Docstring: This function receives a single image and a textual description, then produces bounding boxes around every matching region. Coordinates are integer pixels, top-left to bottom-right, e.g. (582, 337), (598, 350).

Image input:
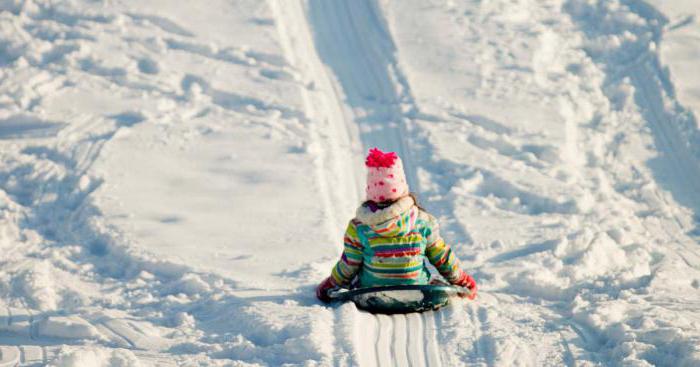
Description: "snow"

(36, 316), (101, 340)
(48, 348), (141, 367)
(0, 0), (699, 366)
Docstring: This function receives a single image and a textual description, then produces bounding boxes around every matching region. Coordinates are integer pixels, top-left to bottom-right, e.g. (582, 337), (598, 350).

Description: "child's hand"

(454, 272), (477, 300)
(316, 277), (337, 303)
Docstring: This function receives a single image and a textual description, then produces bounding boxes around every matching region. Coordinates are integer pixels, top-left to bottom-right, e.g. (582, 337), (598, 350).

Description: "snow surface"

(0, 0), (699, 366)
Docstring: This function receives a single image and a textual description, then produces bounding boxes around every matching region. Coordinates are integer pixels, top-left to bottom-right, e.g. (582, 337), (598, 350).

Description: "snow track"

(271, 0), (447, 365)
(629, 57), (700, 267)
(305, 0), (420, 191)
(304, 2), (446, 363)
(351, 310), (442, 367)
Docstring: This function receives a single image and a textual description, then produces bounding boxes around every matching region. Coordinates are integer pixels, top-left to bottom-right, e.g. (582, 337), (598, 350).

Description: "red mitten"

(454, 271), (477, 300)
(316, 276), (337, 303)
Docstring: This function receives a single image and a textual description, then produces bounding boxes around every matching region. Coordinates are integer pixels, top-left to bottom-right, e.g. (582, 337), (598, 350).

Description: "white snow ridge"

(1, 0), (699, 366)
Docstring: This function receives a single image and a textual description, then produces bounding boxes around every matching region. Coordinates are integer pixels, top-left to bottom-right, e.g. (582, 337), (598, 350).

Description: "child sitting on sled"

(316, 148), (477, 302)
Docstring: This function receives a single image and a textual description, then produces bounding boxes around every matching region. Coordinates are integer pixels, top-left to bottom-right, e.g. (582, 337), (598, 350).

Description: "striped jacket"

(330, 196), (466, 287)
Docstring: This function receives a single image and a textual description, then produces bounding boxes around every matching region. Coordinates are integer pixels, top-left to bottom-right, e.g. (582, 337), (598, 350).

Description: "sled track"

(353, 310), (442, 367)
(304, 0), (445, 365)
(306, 0), (420, 190)
(271, 0), (445, 365)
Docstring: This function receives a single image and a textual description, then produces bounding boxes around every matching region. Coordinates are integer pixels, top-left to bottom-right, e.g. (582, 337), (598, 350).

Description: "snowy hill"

(0, 0), (699, 366)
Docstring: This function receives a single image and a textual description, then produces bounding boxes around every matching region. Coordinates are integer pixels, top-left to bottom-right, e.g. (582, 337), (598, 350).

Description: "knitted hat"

(365, 148), (409, 202)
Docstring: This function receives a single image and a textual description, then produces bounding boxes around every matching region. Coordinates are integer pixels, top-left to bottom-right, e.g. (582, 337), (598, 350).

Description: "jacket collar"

(355, 196), (414, 225)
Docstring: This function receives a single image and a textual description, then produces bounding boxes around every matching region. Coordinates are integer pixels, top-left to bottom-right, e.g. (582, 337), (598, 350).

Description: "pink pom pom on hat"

(365, 147), (409, 202)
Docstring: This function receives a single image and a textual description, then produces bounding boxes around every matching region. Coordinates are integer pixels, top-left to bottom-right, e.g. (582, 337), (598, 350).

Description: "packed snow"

(0, 0), (699, 366)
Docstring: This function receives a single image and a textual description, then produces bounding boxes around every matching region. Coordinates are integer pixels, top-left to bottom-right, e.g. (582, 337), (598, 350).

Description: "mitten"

(316, 276), (337, 303)
(454, 271), (477, 300)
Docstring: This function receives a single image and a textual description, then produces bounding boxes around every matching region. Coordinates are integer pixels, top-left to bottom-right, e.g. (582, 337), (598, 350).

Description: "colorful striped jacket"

(330, 196), (466, 287)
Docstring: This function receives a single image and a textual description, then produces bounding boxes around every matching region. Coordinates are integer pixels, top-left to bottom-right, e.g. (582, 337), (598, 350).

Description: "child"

(316, 148), (477, 302)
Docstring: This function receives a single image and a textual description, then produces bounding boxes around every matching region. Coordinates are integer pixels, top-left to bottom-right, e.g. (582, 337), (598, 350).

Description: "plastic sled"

(327, 284), (472, 314)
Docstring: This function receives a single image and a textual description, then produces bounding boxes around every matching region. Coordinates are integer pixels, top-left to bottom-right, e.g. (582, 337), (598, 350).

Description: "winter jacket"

(330, 196), (466, 287)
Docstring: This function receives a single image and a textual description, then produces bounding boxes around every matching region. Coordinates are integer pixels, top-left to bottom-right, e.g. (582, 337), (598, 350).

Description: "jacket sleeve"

(423, 213), (466, 283)
(330, 220), (364, 286)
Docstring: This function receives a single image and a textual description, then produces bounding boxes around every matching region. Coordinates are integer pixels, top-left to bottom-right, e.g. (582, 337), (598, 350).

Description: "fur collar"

(355, 196), (414, 225)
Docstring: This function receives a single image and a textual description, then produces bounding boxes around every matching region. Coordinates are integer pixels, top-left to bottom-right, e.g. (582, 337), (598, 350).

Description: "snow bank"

(648, 0), (700, 165)
(36, 316), (101, 340)
(48, 347), (142, 367)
